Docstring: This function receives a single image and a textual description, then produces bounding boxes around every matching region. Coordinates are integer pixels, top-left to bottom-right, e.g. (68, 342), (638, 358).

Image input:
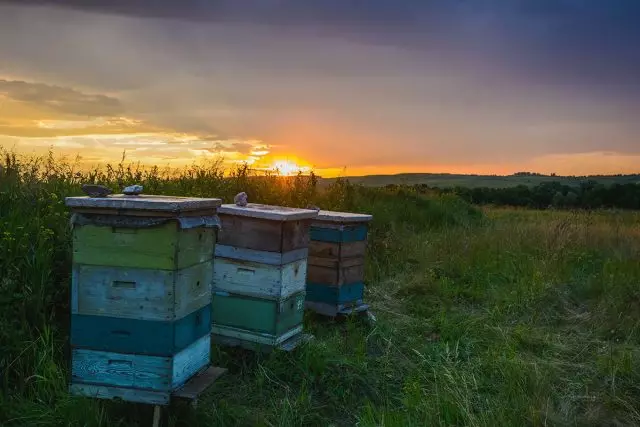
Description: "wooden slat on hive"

(211, 291), (305, 336)
(73, 223), (215, 270)
(217, 215), (312, 253)
(213, 258), (306, 299)
(306, 263), (365, 286)
(309, 224), (368, 243)
(69, 383), (170, 405)
(308, 240), (366, 260)
(65, 195), (222, 213)
(214, 245), (308, 266)
(172, 366), (227, 400)
(71, 305), (211, 355)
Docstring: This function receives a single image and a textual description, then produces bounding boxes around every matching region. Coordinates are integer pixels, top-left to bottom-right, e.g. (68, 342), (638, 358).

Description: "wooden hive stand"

(65, 194), (228, 426)
(212, 203), (318, 352)
(305, 210), (375, 323)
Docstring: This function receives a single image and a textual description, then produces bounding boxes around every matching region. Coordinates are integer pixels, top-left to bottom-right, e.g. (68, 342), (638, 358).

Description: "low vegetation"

(1, 150), (639, 426)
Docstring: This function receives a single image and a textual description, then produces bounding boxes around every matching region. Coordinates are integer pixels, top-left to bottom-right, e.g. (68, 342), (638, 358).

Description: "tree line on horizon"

(398, 181), (640, 210)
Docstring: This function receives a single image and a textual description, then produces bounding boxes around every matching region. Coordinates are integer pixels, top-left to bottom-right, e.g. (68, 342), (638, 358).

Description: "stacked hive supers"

(305, 210), (373, 316)
(212, 203), (318, 351)
(65, 195), (222, 405)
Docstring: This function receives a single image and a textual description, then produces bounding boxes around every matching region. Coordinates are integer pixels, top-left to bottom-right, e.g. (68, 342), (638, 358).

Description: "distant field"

(321, 173), (640, 189)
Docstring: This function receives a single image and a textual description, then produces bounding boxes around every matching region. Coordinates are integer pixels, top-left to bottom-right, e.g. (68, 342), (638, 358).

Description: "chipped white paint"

(213, 258), (306, 299)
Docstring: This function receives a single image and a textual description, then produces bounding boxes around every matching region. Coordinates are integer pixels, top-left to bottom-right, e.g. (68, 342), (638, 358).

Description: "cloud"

(0, 79), (124, 117)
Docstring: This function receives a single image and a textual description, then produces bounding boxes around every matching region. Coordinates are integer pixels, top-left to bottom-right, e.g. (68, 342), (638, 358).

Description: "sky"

(0, 0), (639, 177)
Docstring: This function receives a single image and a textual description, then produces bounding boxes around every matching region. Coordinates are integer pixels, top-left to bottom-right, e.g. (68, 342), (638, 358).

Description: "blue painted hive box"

(306, 210), (373, 316)
(212, 203), (318, 351)
(65, 194), (222, 405)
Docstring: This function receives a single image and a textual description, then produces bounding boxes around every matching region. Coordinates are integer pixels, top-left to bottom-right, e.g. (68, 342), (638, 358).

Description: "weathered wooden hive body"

(65, 195), (222, 405)
(305, 210), (373, 316)
(212, 203), (318, 350)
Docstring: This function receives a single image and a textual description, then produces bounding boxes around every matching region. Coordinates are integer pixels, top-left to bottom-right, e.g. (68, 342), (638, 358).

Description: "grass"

(1, 150), (640, 426)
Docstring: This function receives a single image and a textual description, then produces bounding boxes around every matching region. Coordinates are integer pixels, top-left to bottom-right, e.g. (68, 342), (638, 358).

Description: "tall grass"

(1, 150), (639, 426)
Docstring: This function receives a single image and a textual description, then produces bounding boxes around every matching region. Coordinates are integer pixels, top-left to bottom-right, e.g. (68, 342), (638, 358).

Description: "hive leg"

(152, 405), (161, 427)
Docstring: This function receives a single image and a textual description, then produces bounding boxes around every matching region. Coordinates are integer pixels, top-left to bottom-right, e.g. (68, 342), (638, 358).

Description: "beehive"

(212, 203), (318, 350)
(305, 210), (373, 317)
(65, 195), (222, 405)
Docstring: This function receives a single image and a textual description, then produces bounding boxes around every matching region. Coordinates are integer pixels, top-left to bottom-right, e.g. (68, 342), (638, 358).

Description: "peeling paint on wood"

(217, 215), (311, 253)
(306, 282), (365, 304)
(308, 240), (366, 260)
(71, 304), (211, 356)
(71, 262), (212, 321)
(306, 263), (364, 286)
(214, 245), (308, 266)
(213, 258), (306, 299)
(211, 291), (305, 337)
(73, 222), (215, 270)
(309, 224), (368, 243)
(69, 383), (171, 405)
(70, 335), (211, 394)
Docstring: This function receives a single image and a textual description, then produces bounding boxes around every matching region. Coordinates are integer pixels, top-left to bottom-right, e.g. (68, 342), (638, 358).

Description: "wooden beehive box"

(306, 210), (373, 317)
(65, 194), (222, 405)
(212, 203), (318, 350)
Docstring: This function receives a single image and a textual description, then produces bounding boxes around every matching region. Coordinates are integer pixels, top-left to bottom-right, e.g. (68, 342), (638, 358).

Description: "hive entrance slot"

(112, 281), (136, 289)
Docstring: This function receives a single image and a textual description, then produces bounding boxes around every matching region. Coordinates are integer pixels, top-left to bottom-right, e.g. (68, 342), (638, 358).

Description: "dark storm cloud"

(4, 0), (639, 92)
(0, 79), (124, 117)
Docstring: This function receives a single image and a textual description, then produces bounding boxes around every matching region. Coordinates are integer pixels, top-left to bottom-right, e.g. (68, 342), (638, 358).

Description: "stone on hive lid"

(64, 194), (222, 213)
(81, 184), (113, 198)
(217, 203), (319, 221)
(314, 210), (373, 224)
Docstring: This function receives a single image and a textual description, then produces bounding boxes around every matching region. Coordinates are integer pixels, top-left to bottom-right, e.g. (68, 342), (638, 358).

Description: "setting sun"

(268, 160), (311, 176)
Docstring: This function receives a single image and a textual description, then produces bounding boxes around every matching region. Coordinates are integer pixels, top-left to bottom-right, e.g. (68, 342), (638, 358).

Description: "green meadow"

(1, 151), (639, 426)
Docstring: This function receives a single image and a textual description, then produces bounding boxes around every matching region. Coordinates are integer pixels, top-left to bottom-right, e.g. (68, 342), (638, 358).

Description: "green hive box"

(306, 210), (373, 317)
(212, 203), (318, 351)
(65, 194), (225, 406)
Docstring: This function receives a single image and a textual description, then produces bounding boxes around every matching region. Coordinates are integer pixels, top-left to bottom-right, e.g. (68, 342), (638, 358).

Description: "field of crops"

(1, 152), (639, 426)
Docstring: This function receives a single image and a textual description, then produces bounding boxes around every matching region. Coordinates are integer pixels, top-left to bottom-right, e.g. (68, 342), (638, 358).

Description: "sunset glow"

(0, 2), (638, 177)
(265, 160), (311, 176)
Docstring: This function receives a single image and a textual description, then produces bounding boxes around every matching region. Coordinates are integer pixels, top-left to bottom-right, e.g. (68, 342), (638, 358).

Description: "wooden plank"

(71, 349), (172, 391)
(307, 256), (363, 269)
(73, 222), (214, 270)
(177, 226), (217, 270)
(304, 301), (369, 317)
(306, 282), (365, 304)
(309, 224), (368, 243)
(212, 324), (303, 346)
(217, 203), (318, 221)
(306, 263), (365, 286)
(173, 366), (227, 400)
(314, 210), (372, 223)
(69, 383), (170, 405)
(70, 265), (79, 313)
(174, 262), (213, 319)
(213, 258), (306, 299)
(71, 305), (211, 356)
(65, 195), (221, 212)
(217, 215), (311, 253)
(171, 335), (211, 389)
(214, 245), (308, 266)
(308, 240), (367, 260)
(72, 262), (211, 321)
(69, 208), (215, 218)
(211, 291), (304, 335)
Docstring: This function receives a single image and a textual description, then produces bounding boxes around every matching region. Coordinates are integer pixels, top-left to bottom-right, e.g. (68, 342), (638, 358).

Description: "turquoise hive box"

(65, 194), (224, 405)
(305, 210), (373, 317)
(212, 203), (318, 351)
